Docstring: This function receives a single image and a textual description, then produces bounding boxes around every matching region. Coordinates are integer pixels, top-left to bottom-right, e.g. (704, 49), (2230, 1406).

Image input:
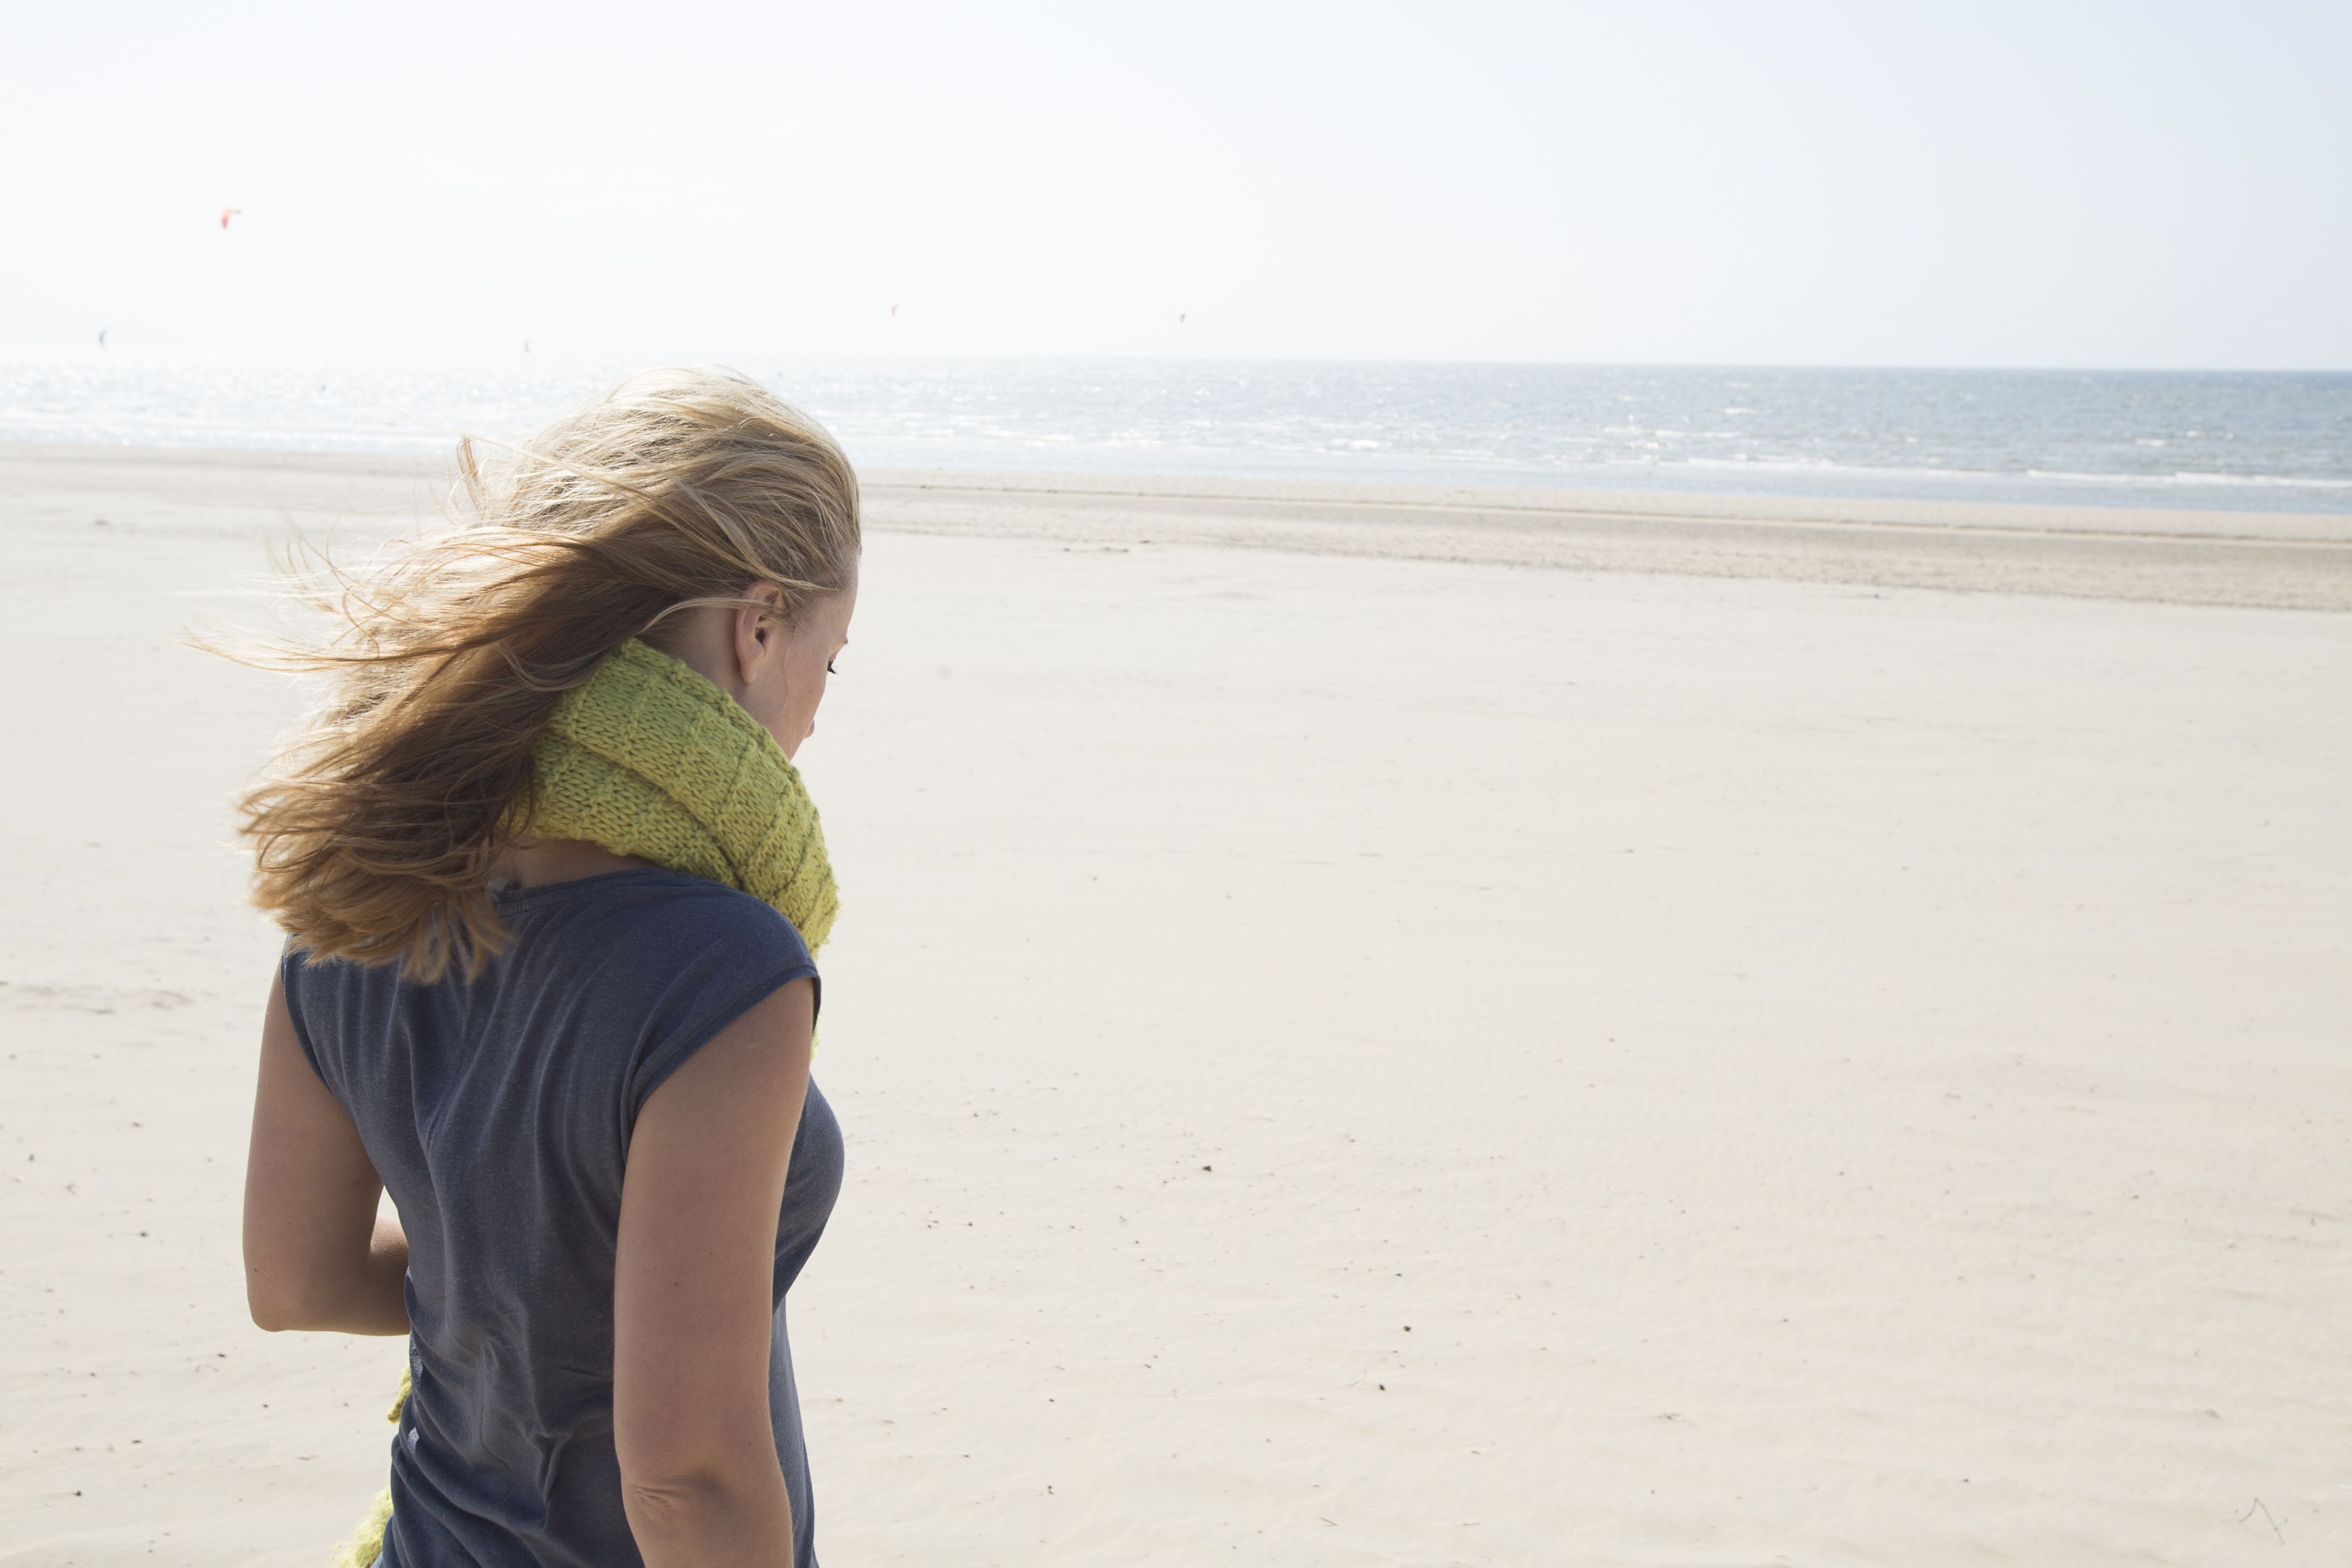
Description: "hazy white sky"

(6, 0), (2347, 367)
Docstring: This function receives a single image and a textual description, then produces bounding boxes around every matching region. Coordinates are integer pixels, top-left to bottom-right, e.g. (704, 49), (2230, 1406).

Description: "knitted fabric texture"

(327, 637), (836, 1567)
(530, 636), (838, 951)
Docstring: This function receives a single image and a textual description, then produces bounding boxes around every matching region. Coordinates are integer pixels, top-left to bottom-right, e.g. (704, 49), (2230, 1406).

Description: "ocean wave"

(3, 352), (2347, 513)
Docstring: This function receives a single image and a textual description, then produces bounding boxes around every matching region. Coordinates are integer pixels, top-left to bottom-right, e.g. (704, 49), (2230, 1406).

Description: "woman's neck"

(495, 837), (657, 891)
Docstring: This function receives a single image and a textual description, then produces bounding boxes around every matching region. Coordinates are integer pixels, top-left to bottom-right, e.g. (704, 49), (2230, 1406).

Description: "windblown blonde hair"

(238, 367), (860, 982)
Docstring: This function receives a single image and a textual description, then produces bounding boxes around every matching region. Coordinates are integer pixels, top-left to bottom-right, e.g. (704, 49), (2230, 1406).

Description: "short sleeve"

(618, 895), (820, 1129)
(277, 943), (341, 1100)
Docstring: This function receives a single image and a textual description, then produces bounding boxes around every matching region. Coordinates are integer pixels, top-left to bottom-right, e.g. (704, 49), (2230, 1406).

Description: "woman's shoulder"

(499, 868), (816, 969)
(283, 870), (816, 1024)
(505, 871), (821, 1119)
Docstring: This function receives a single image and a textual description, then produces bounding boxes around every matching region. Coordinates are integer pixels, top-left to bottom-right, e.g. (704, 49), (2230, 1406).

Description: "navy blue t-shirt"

(281, 868), (842, 1567)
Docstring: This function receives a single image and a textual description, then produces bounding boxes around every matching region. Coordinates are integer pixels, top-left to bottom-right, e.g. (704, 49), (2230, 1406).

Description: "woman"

(237, 368), (859, 1567)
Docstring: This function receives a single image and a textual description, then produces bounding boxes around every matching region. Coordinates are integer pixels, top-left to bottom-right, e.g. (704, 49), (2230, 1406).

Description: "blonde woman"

(238, 370), (858, 1567)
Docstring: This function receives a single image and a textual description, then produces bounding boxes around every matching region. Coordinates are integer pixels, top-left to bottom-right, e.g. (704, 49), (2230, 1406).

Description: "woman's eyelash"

(826, 659), (838, 675)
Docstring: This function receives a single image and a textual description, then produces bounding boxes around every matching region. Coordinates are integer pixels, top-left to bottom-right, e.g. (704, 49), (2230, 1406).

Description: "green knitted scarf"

(530, 636), (839, 950)
(329, 637), (838, 1568)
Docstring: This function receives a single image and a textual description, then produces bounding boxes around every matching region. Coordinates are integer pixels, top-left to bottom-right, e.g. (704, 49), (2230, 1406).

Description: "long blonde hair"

(238, 367), (861, 982)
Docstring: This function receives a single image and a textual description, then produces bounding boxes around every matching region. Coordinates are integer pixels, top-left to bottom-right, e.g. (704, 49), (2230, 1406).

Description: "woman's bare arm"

(613, 978), (815, 1568)
(242, 969), (411, 1335)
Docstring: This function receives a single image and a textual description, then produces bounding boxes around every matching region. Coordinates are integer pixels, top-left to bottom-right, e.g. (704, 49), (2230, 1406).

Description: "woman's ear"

(730, 603), (763, 684)
(730, 584), (789, 685)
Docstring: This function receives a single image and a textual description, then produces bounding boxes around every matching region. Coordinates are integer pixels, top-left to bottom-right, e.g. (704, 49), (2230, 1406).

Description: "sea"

(5, 352), (2349, 514)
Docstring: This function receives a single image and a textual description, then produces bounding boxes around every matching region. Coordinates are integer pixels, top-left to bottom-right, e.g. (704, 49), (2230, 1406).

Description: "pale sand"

(2, 445), (2347, 1565)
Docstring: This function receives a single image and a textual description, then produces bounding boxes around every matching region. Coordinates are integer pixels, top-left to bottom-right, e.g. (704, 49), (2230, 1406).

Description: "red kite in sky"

(220, 207), (242, 230)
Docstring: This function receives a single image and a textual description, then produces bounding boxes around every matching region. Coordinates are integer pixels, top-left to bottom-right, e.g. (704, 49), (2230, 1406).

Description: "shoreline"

(5, 441), (2348, 611)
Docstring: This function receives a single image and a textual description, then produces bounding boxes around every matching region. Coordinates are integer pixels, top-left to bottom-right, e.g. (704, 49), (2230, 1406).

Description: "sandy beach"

(3, 443), (2347, 1565)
